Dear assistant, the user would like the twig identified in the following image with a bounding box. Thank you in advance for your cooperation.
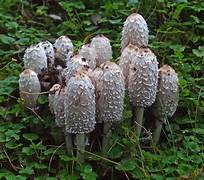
[2,148,18,171]
[20,91,49,95]
[48,142,65,172]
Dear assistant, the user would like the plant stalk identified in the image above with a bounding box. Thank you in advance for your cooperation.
[134,107,144,137]
[76,134,85,163]
[152,119,163,144]
[102,122,112,153]
[65,132,73,156]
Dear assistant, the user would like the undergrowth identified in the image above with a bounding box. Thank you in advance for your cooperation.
[0,0,203,179]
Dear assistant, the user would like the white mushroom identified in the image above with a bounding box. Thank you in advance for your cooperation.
[90,35,112,66]
[19,69,41,109]
[119,44,139,87]
[128,47,158,136]
[79,44,97,69]
[95,61,125,152]
[54,36,73,66]
[38,41,55,66]
[121,13,149,51]
[64,55,89,84]
[152,65,179,143]
[48,84,61,114]
[64,70,95,162]
[23,44,47,74]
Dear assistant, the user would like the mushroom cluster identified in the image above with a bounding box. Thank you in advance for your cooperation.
[18,12,179,161]
[120,13,179,141]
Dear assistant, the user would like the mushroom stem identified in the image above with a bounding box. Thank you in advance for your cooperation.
[134,107,144,137]
[76,134,85,163]
[65,132,73,156]
[102,122,112,153]
[152,119,164,144]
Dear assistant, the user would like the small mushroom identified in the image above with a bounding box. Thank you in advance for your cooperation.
[64,70,95,162]
[152,65,179,144]
[79,44,97,69]
[54,36,73,66]
[121,13,149,51]
[128,47,158,137]
[23,44,47,74]
[90,35,112,66]
[38,41,55,66]
[95,61,125,152]
[48,84,61,114]
[19,69,41,109]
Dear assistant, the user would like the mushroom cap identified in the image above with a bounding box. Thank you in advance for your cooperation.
[53,87,66,127]
[38,41,55,66]
[64,70,96,134]
[54,36,73,63]
[128,48,158,107]
[90,35,112,66]
[79,44,97,69]
[119,44,139,87]
[19,69,41,109]
[49,84,61,114]
[121,13,149,51]
[64,55,89,84]
[23,44,47,74]
[96,61,125,123]
[152,65,179,120]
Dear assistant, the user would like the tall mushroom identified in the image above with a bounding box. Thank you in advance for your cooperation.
[121,13,149,51]
[54,36,73,67]
[53,86,73,155]
[19,69,41,109]
[90,35,112,66]
[23,44,47,74]
[152,65,179,144]
[79,44,97,70]
[95,61,125,153]
[128,47,158,137]
[64,70,95,162]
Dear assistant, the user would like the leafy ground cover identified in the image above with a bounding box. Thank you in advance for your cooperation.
[0,0,204,179]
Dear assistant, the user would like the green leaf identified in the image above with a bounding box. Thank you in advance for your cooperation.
[116,159,136,171]
[59,154,77,162]
[23,133,39,141]
[192,128,204,135]
[5,139,22,149]
[0,34,15,44]
[19,167,34,175]
[0,132,6,142]
[46,177,58,180]
[109,19,122,24]
[172,3,187,19]
[80,164,97,180]
[31,162,47,169]
[108,145,123,159]
[169,44,185,52]
[37,95,48,104]
[192,46,204,57]
[0,123,11,132]
[5,129,20,141]
[22,147,35,156]
[0,76,18,95]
